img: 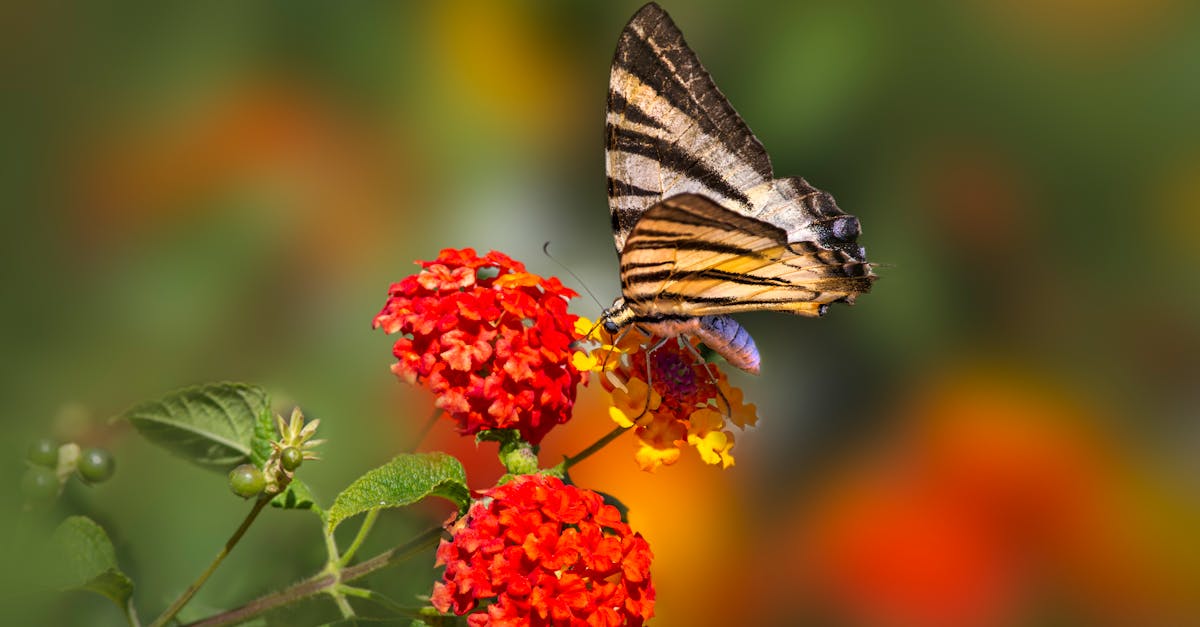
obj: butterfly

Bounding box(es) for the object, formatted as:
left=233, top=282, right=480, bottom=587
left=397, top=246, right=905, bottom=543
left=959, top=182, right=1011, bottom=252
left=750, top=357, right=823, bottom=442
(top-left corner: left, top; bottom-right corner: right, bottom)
left=599, top=3, right=875, bottom=374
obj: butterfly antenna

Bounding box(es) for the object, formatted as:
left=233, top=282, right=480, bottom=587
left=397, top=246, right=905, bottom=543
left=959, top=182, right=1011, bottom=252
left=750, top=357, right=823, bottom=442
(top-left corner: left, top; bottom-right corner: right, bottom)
left=569, top=313, right=613, bottom=354
left=543, top=241, right=606, bottom=310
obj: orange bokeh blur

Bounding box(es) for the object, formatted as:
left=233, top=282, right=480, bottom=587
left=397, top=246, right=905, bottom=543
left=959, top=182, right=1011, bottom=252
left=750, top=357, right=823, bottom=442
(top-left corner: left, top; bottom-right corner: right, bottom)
left=766, top=365, right=1200, bottom=626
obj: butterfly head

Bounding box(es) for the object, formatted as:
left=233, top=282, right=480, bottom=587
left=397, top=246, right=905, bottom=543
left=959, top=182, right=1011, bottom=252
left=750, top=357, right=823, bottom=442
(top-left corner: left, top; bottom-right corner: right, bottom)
left=600, top=298, right=636, bottom=334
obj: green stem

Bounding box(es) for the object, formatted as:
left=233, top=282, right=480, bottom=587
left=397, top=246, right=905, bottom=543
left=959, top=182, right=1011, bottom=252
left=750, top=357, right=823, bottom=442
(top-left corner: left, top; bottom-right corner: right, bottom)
left=560, top=425, right=628, bottom=471
left=337, top=508, right=379, bottom=567
left=182, top=526, right=445, bottom=627
left=328, top=588, right=354, bottom=619
left=320, top=529, right=354, bottom=618
left=123, top=599, right=142, bottom=627
left=323, top=527, right=341, bottom=564
left=149, top=496, right=270, bottom=627
left=337, top=585, right=425, bottom=618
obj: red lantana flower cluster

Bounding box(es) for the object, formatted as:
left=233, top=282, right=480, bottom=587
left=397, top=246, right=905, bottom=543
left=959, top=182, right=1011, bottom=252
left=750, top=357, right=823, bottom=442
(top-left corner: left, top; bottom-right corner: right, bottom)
left=373, top=248, right=583, bottom=444
left=432, top=474, right=655, bottom=626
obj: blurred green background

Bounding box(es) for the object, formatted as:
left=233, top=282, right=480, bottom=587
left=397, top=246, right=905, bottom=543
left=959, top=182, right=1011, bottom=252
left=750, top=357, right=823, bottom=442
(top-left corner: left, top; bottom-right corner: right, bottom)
left=3, top=1, right=1199, bottom=625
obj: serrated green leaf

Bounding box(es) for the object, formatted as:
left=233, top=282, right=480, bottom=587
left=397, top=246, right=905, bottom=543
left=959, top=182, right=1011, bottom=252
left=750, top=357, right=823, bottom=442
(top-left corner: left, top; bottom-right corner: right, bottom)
left=327, top=452, right=469, bottom=533
left=119, top=382, right=269, bottom=471
left=52, top=516, right=135, bottom=615
left=271, top=478, right=323, bottom=517
left=250, top=401, right=276, bottom=468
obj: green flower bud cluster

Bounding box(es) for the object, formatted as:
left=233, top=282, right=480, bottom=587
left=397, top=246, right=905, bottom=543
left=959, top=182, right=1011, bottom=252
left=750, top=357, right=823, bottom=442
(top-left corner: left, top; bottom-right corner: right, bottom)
left=22, top=437, right=116, bottom=505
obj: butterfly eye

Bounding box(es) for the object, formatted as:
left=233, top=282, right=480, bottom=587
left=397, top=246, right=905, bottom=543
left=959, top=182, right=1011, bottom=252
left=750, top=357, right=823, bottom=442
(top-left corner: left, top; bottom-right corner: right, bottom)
left=831, top=216, right=861, bottom=241
left=603, top=319, right=620, bottom=334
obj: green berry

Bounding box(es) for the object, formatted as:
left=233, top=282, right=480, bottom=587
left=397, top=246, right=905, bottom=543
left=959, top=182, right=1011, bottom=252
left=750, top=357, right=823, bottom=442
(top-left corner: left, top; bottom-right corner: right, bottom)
left=279, top=447, right=303, bottom=471
left=77, top=448, right=116, bottom=483
left=27, top=438, right=59, bottom=468
left=228, top=464, right=265, bottom=498
left=22, top=466, right=59, bottom=502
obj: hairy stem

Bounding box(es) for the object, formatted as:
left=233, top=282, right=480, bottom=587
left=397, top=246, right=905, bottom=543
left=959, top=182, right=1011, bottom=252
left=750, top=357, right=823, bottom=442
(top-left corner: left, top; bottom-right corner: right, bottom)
left=560, top=425, right=628, bottom=471
left=322, top=528, right=341, bottom=564
left=320, top=529, right=354, bottom=618
left=183, top=526, right=445, bottom=627
left=337, top=585, right=425, bottom=618
left=329, top=588, right=354, bottom=619
left=149, top=496, right=270, bottom=627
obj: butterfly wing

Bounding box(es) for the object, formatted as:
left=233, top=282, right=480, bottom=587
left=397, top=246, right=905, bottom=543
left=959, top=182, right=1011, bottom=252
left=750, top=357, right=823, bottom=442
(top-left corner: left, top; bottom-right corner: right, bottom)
left=607, top=3, right=771, bottom=251
left=619, top=194, right=874, bottom=318
left=607, top=3, right=867, bottom=262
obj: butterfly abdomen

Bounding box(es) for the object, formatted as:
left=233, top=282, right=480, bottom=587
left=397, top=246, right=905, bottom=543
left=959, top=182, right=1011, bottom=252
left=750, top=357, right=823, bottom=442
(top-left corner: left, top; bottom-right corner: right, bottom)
left=635, top=314, right=761, bottom=374
left=696, top=315, right=760, bottom=374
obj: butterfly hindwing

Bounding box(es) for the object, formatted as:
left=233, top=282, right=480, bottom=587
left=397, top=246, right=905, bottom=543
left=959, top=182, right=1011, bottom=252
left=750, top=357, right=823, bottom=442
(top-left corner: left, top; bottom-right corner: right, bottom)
left=619, top=194, right=873, bottom=318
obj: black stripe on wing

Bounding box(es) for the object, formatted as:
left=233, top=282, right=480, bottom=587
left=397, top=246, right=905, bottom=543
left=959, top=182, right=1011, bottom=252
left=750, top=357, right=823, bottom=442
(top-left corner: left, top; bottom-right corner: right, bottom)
left=623, top=268, right=792, bottom=288
left=619, top=259, right=674, bottom=273
left=638, top=195, right=785, bottom=239
left=606, top=176, right=660, bottom=198
left=621, top=236, right=759, bottom=256
left=612, top=3, right=772, bottom=180
left=626, top=293, right=808, bottom=307
left=606, top=89, right=666, bottom=131
left=608, top=125, right=752, bottom=208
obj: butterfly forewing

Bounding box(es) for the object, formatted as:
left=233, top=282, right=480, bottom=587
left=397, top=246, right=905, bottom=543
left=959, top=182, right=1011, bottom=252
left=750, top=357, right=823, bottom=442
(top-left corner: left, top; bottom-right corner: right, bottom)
left=619, top=194, right=872, bottom=318
left=607, top=3, right=773, bottom=251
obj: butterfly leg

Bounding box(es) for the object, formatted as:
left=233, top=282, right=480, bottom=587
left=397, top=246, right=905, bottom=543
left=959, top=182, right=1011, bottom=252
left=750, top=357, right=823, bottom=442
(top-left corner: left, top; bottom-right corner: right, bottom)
left=631, top=329, right=673, bottom=421
left=598, top=326, right=635, bottom=374
left=679, top=338, right=734, bottom=418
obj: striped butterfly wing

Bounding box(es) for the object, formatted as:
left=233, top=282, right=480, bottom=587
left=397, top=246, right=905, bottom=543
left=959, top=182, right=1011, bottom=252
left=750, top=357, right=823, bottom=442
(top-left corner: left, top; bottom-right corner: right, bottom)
left=607, top=3, right=770, bottom=252
left=619, top=194, right=873, bottom=318
left=606, top=3, right=867, bottom=262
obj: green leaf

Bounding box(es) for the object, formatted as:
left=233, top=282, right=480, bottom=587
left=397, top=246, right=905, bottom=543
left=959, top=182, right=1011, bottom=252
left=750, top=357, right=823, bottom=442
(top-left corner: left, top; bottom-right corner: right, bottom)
left=52, top=516, right=135, bottom=617
left=327, top=452, right=469, bottom=533
left=249, top=401, right=277, bottom=468
left=596, top=490, right=630, bottom=522
left=271, top=478, right=323, bottom=517
left=119, top=382, right=269, bottom=471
